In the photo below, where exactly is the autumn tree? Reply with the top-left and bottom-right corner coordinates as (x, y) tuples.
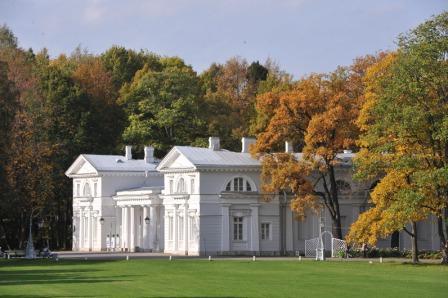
(72, 56), (125, 153)
(201, 57), (268, 150)
(253, 56), (382, 239)
(347, 12), (448, 263)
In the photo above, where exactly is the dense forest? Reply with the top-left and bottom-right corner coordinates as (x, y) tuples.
(0, 11), (446, 263)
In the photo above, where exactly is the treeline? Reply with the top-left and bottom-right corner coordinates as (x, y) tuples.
(0, 11), (446, 263)
(0, 25), (289, 249)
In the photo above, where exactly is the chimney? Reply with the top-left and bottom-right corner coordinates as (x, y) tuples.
(125, 145), (132, 160)
(209, 137), (220, 151)
(241, 137), (256, 153)
(144, 146), (155, 163)
(285, 141), (294, 153)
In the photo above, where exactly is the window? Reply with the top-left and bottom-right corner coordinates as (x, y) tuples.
(234, 177), (243, 191)
(176, 178), (186, 194)
(225, 177), (254, 192)
(76, 183), (80, 197)
(93, 182), (97, 197)
(336, 180), (351, 195)
(233, 217), (243, 240)
(261, 223), (271, 240)
(169, 180), (173, 194)
(190, 179), (195, 194)
(83, 183), (91, 197)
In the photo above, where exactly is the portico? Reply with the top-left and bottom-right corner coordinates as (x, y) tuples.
(113, 187), (164, 252)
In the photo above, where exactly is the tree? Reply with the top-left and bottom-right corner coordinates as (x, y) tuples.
(347, 12), (448, 263)
(200, 57), (269, 150)
(253, 56), (382, 239)
(72, 56), (125, 153)
(101, 46), (161, 89)
(119, 58), (206, 154)
(0, 24), (18, 49)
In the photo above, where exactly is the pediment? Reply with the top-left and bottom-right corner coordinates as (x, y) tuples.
(157, 148), (195, 171)
(65, 155), (98, 177)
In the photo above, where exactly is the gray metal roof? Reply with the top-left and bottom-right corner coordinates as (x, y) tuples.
(82, 154), (159, 172)
(173, 146), (260, 168)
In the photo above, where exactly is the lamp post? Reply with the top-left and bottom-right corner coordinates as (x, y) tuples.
(25, 209), (39, 259)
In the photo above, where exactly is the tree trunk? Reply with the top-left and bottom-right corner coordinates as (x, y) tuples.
(332, 216), (343, 240)
(328, 166), (342, 239)
(411, 221), (419, 264)
(437, 209), (448, 264)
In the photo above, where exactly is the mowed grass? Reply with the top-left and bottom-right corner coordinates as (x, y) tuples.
(0, 259), (447, 297)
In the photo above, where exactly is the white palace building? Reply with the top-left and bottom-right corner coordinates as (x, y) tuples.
(65, 137), (440, 255)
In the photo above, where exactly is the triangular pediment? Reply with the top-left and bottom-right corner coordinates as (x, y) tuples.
(156, 147), (196, 171)
(65, 155), (99, 177)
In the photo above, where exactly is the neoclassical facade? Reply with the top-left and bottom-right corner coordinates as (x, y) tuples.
(66, 137), (440, 254)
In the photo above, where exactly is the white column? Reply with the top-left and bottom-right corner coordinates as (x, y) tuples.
(114, 206), (119, 251)
(156, 205), (162, 251)
(184, 203), (189, 255)
(173, 204), (179, 252)
(87, 208), (92, 251)
(285, 204), (294, 252)
(130, 206), (135, 252)
(126, 206), (131, 251)
(250, 204), (260, 252)
(78, 208), (84, 250)
(121, 207), (127, 250)
(221, 204), (230, 252)
(149, 205), (156, 250)
(142, 206), (149, 250)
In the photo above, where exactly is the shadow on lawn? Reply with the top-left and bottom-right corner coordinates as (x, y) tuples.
(0, 259), (120, 267)
(0, 264), (137, 288)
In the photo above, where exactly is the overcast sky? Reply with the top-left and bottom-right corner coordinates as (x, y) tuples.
(1, 0), (446, 77)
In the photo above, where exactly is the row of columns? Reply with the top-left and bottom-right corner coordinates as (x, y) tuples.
(120, 205), (160, 252)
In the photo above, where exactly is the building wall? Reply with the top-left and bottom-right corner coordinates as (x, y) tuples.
(70, 154), (441, 254)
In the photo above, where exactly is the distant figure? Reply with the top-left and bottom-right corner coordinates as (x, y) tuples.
(362, 243), (368, 258)
(42, 247), (56, 258)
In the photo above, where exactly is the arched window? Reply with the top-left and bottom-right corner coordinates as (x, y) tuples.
(336, 180), (351, 195)
(176, 178), (186, 194)
(225, 177), (254, 192)
(83, 183), (91, 197)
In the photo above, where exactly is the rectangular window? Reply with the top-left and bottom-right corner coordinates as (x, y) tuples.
(76, 183), (80, 197)
(190, 179), (195, 194)
(93, 182), (97, 197)
(168, 217), (174, 240)
(169, 180), (173, 194)
(261, 223), (271, 240)
(233, 217), (243, 240)
(233, 178), (243, 192)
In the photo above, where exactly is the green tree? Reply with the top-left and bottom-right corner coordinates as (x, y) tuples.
(101, 46), (161, 89)
(120, 58), (206, 154)
(348, 12), (448, 263)
(0, 24), (18, 49)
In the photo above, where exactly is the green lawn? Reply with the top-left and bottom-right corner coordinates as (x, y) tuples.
(0, 259), (447, 297)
